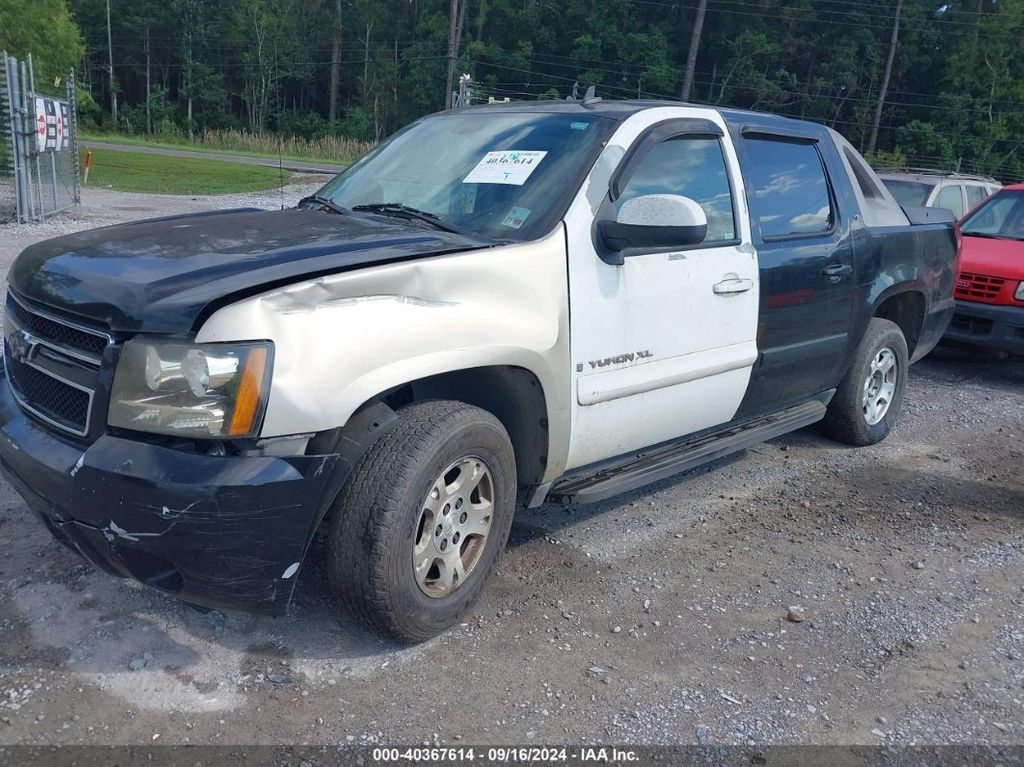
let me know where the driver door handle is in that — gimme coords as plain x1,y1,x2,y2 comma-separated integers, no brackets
713,276,754,295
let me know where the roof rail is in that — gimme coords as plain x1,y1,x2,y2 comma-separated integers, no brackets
874,166,999,183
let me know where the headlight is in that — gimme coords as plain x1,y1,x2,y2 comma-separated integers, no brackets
109,338,273,438
1016,281,1024,302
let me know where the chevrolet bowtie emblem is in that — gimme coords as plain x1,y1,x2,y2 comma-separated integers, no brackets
8,329,41,365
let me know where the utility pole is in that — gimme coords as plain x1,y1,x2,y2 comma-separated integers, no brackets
106,0,117,123
144,26,151,133
680,0,708,101
868,0,903,154
328,0,342,124
444,0,460,109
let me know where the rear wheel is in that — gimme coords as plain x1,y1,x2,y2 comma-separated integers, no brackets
821,318,909,446
327,400,516,642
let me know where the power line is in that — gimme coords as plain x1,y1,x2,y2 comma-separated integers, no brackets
516,49,1024,111
632,0,1023,38
638,0,1008,19
78,54,451,70
471,59,1024,165
477,59,1024,123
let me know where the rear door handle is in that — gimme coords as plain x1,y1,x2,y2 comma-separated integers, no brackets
822,263,853,278
713,277,754,295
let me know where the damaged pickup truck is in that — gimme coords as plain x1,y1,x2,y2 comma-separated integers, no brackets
0,100,957,641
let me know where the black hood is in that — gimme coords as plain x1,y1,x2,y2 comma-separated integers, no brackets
8,207,488,333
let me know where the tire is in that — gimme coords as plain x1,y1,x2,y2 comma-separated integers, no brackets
820,318,909,447
327,399,517,642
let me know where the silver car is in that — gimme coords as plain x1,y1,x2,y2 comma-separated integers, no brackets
878,169,1001,219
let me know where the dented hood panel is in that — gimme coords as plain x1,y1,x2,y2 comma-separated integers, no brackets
8,207,488,333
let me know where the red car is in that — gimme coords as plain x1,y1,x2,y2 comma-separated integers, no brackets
944,183,1024,355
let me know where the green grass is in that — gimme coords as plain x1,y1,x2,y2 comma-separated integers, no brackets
81,146,291,195
80,129,371,166
80,132,316,165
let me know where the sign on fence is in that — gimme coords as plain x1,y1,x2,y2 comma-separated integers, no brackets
1,51,80,224
34,97,71,153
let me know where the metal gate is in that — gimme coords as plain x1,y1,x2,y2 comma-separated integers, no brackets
0,52,17,223
1,52,80,224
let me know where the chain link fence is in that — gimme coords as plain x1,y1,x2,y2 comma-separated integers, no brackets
0,53,17,223
1,51,80,224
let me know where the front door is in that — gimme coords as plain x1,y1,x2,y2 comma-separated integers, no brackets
563,108,760,471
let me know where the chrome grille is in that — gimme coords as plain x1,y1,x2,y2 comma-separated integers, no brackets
5,292,109,364
4,350,92,431
3,292,111,438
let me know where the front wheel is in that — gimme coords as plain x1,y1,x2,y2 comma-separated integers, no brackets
327,400,517,642
821,318,909,446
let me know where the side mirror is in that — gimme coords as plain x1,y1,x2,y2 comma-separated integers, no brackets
598,194,708,256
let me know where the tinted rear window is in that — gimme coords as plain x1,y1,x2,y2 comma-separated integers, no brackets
883,179,934,208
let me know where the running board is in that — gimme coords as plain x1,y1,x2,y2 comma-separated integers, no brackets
548,400,828,505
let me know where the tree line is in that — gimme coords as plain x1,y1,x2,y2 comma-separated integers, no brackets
2,0,1022,180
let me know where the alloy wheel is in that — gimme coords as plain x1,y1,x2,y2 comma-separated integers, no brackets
412,456,495,598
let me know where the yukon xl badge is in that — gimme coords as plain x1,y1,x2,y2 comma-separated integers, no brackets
577,350,653,373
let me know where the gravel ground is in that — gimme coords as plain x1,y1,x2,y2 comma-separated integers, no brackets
0,180,326,267
0,187,1021,748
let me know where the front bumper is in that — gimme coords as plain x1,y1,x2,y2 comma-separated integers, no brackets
0,377,340,616
943,300,1024,355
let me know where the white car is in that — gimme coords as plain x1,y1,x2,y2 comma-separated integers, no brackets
878,170,1001,219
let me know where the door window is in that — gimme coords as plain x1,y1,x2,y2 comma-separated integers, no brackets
934,184,965,217
616,136,737,242
743,138,834,238
965,185,986,209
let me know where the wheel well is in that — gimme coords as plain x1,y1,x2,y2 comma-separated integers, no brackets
383,366,550,487
874,291,925,357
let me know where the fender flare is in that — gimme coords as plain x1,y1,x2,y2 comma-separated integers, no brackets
308,398,400,521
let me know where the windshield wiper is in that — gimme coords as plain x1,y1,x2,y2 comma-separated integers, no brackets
351,203,465,235
298,195,350,216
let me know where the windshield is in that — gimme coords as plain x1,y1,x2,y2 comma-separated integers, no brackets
315,111,617,241
960,190,1024,241
881,179,935,208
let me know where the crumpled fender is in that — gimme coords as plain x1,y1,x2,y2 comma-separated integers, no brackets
196,227,573,481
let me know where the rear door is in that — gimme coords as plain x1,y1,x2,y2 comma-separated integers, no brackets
732,130,856,418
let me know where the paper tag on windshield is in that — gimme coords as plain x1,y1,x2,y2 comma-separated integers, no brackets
463,150,547,186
